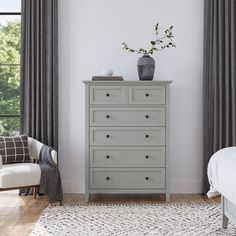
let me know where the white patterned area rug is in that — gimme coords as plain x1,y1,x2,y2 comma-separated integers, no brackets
30,204,236,236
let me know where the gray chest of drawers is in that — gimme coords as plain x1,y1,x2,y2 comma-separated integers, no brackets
83,80,172,201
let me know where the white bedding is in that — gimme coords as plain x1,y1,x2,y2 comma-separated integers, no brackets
207,147,236,205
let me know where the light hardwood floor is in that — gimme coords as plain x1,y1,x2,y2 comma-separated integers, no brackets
0,191,220,236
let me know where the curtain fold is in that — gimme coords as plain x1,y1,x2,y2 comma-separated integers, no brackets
203,0,236,193
20,0,58,150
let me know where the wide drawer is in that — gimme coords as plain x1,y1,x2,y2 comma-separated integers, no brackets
90,147,166,167
90,86,126,104
90,107,165,126
90,127,165,146
90,168,165,189
129,86,165,104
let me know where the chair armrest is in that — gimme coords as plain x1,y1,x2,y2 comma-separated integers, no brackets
28,137,58,165
28,137,43,160
51,150,58,165
0,154,2,169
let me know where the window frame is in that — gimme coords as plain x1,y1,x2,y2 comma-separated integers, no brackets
0,12,21,15
0,9,21,133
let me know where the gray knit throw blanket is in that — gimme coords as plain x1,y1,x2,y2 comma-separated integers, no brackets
39,145,63,203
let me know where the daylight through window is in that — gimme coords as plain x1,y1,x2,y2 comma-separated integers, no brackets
0,0,21,135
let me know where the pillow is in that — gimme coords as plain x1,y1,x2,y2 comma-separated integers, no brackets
0,134,31,164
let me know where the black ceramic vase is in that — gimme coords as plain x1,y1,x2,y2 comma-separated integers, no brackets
137,55,155,80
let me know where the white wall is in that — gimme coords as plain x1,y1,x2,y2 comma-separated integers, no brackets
58,0,204,193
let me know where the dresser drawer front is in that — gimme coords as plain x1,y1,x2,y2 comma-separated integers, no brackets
90,107,165,126
90,147,166,167
90,168,165,189
90,86,126,104
129,86,165,104
90,127,165,146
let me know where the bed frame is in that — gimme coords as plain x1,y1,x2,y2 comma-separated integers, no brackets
222,195,236,228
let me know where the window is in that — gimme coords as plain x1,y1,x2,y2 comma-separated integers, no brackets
0,0,21,135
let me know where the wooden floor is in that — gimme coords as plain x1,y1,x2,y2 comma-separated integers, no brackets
0,191,220,236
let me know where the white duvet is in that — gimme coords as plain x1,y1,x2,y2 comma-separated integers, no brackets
207,147,236,205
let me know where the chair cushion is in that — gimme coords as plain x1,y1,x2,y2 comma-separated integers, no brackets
0,163,40,189
0,134,31,164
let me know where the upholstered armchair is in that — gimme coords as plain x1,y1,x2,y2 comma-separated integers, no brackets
0,137,57,199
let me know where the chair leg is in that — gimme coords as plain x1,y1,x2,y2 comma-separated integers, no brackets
33,187,37,199
59,201,63,206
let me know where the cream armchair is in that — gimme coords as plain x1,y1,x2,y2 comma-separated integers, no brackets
0,137,57,199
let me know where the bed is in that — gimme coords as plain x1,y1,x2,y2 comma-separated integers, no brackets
207,147,236,228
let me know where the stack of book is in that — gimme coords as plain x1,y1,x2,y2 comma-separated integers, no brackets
92,76,124,81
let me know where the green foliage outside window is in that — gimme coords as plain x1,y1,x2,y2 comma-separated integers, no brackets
0,21,21,135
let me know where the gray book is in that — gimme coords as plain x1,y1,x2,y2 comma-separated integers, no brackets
92,76,124,81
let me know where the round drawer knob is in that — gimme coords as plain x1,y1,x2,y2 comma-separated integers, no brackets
145,155,149,159
106,115,110,119
106,177,110,180
106,134,110,138
145,134,149,138
106,93,110,97
106,155,110,159
145,115,149,119
145,93,149,97
145,177,149,180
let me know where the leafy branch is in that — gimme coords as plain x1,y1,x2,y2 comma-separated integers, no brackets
122,23,176,56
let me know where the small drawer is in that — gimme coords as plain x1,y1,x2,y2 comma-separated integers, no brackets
129,86,165,104
90,127,165,146
90,168,166,189
90,147,166,167
90,107,165,126
90,86,126,104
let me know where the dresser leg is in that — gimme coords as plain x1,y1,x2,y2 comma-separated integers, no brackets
222,213,229,229
166,192,170,202
85,193,90,202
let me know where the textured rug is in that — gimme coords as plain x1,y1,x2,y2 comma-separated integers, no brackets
30,204,236,236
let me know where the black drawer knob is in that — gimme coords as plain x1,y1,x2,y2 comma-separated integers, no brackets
106,93,110,97
106,155,110,159
145,93,149,97
106,115,110,119
106,134,110,138
145,177,149,180
145,134,149,138
145,155,149,159
145,115,149,119
106,177,110,180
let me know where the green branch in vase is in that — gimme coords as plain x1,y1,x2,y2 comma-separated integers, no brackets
122,23,176,56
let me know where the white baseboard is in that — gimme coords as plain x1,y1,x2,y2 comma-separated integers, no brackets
62,180,203,194
62,180,84,194
170,180,202,193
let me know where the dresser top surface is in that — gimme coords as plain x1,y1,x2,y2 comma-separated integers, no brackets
83,80,172,85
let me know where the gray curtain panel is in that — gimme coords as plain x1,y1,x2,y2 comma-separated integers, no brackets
203,0,236,193
20,0,58,150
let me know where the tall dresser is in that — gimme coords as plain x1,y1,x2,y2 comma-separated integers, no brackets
83,80,172,201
